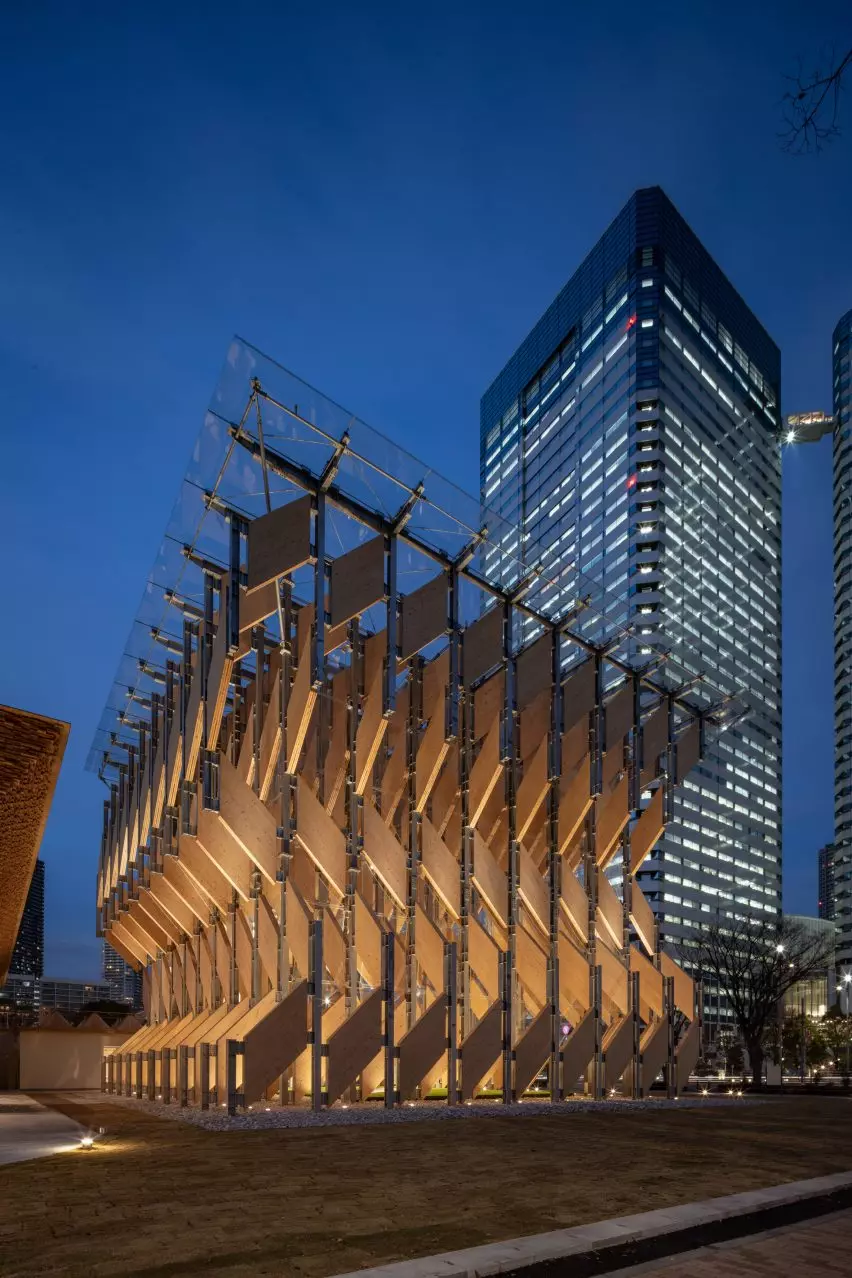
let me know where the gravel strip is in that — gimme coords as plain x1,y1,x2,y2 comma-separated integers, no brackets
84,1092,759,1131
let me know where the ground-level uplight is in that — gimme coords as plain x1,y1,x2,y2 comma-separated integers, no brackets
80,1136,94,1148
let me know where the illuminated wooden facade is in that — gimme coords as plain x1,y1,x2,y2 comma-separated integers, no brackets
95,340,739,1111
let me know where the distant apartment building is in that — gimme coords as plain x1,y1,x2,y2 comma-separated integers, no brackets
103,940,143,1009
9,859,44,977
791,310,852,966
819,842,836,920
39,978,111,1018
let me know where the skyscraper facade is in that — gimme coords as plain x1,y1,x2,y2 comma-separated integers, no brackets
832,309,852,967
10,859,44,977
103,940,143,1009
819,841,837,921
481,188,782,972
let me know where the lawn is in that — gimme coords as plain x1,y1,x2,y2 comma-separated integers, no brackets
1,1095,851,1277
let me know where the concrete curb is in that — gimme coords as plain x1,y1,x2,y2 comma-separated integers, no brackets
332,1171,852,1278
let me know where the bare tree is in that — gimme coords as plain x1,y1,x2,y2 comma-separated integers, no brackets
688,915,831,1087
782,45,852,152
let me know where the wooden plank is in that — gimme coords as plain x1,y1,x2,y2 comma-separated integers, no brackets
558,760,592,855
400,572,448,661
513,1006,551,1095
217,753,278,885
640,1017,668,1092
362,801,407,907
596,775,630,868
285,606,317,769
429,741,459,834
463,607,502,686
195,810,253,901
239,580,279,633
136,891,183,948
176,835,235,912
559,933,591,1014
629,882,656,955
604,682,634,753
247,496,313,592
234,907,253,999
257,670,281,801
560,867,589,944
104,928,142,972
603,1014,634,1090
561,1007,596,1092
472,830,507,928
326,987,383,1103
640,706,668,788
206,607,234,750
353,893,385,988
120,909,160,963
110,918,148,966
562,659,596,732
595,873,624,950
516,926,547,1011
598,939,628,1014
630,786,665,873
517,738,548,842
518,844,549,938
515,633,550,710
460,999,501,1099
355,633,389,795
676,720,700,783
415,709,450,812
630,945,664,1019
676,1018,700,1091
242,979,309,1102
414,905,447,995
329,537,385,628
661,950,694,1015
468,918,499,1002
398,993,447,1099
295,777,347,897
472,670,503,742
162,855,211,924
421,817,460,918
469,719,502,827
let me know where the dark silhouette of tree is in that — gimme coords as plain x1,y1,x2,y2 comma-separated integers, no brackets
782,45,852,152
687,915,830,1087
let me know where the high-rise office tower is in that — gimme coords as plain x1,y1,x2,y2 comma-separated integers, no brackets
10,859,44,977
819,842,837,920
481,188,782,970
831,310,852,965
102,940,143,1009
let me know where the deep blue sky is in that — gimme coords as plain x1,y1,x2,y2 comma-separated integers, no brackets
1,3,849,978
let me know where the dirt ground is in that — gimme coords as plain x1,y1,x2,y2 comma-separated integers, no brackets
1,1096,851,1277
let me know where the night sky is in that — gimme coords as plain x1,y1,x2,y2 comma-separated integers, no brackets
1,3,849,978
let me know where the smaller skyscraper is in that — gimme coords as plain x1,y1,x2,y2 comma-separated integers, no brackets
819,842,837,920
103,940,143,1009
9,859,44,977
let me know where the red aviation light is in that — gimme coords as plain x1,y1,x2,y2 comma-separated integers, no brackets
626,474,637,490
626,314,637,330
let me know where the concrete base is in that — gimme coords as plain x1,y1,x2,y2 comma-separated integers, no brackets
0,1092,87,1167
333,1171,852,1278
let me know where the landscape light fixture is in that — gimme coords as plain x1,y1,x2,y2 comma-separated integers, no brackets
79,1136,94,1149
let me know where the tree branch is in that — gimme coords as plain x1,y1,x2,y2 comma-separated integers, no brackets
781,45,852,153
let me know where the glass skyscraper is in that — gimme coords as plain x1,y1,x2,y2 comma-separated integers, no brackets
832,309,852,967
10,858,44,977
481,189,782,992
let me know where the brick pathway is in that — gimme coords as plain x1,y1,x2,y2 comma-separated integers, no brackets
613,1209,852,1275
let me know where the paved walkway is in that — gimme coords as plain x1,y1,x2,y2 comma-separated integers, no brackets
0,1092,87,1166
607,1209,852,1275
